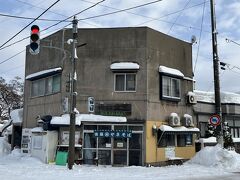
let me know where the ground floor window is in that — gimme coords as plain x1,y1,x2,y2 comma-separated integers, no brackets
83,124,143,166
158,131,193,147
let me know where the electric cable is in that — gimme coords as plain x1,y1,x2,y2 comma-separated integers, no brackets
0,49,25,65
0,13,71,22
0,64,24,74
0,0,162,51
15,0,67,18
0,0,61,49
78,0,163,21
193,0,206,74
167,0,192,34
135,1,209,27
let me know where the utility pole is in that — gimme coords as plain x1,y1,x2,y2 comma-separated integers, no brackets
210,0,224,147
68,16,78,170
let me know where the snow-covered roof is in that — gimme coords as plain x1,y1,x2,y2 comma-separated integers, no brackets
194,90,240,104
159,66,184,77
25,67,62,80
159,125,199,132
110,62,140,70
51,114,81,126
198,137,217,143
51,114,127,126
10,109,23,125
31,127,44,133
233,138,240,143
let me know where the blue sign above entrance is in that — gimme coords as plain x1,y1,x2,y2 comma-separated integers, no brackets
94,130,132,138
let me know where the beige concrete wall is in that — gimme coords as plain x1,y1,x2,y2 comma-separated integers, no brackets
145,120,197,164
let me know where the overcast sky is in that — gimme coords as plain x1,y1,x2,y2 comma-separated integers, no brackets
0,0,239,93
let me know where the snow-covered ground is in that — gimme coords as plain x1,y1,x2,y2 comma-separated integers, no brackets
1,137,240,180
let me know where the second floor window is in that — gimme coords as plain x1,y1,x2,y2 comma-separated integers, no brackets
31,74,61,97
115,73,136,92
161,76,180,100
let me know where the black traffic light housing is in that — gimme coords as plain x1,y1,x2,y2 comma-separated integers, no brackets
29,25,40,55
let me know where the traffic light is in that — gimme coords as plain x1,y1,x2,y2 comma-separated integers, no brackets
88,97,95,113
29,25,40,55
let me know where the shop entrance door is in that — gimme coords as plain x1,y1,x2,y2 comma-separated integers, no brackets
113,137,127,166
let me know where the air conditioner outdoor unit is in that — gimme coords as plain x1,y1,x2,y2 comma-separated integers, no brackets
187,92,197,104
183,114,194,127
169,113,181,127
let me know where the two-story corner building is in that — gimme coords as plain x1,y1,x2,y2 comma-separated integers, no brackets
23,27,198,166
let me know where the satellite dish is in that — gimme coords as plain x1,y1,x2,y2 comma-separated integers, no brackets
191,35,197,44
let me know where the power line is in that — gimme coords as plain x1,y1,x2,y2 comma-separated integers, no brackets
0,13,71,22
78,0,163,21
193,0,206,74
0,0,61,49
167,0,192,34
0,49,25,65
0,64,24,74
135,1,209,27
225,38,240,47
81,0,208,32
40,0,106,34
15,0,67,18
0,0,161,51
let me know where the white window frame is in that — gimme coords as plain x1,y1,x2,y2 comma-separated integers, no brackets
161,75,181,100
114,73,136,92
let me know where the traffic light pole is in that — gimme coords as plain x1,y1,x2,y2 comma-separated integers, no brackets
210,0,224,147
68,16,78,170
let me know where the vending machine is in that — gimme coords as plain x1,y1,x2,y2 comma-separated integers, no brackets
21,128,32,154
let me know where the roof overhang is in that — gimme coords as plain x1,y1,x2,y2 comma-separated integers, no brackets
159,125,200,134
50,114,127,126
159,65,184,78
110,62,140,72
25,67,62,81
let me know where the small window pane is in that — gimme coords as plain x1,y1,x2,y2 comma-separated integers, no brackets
115,74,125,91
98,137,111,148
38,79,45,96
32,81,38,97
162,76,171,97
84,133,97,148
126,74,136,91
46,77,53,94
167,134,175,146
52,75,60,93
177,134,186,147
186,134,192,145
172,78,180,98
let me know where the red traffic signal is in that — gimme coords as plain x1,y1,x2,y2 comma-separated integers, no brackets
29,25,40,55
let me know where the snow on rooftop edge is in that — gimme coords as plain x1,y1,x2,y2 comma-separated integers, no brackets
194,90,240,104
25,67,62,80
159,125,199,132
110,62,139,70
51,114,127,125
159,66,184,77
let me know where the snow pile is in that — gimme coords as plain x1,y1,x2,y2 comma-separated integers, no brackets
0,137,11,157
10,108,23,125
188,145,240,169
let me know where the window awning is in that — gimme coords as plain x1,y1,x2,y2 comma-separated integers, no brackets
159,125,200,134
110,62,140,71
25,67,62,81
159,66,184,78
